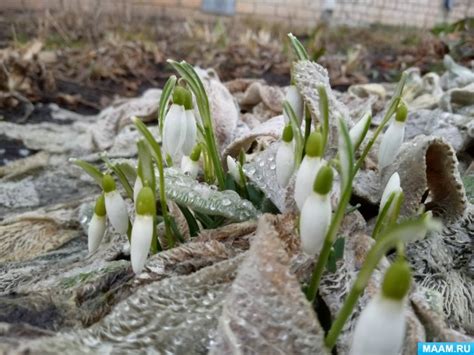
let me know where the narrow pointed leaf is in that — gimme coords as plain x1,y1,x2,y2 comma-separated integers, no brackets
70,159,103,185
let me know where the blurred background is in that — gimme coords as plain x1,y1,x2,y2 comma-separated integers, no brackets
0,0,472,125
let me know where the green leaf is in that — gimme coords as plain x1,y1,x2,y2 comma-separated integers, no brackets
158,75,177,136
160,168,259,222
317,85,329,152
70,159,103,185
288,33,309,60
100,155,134,199
177,204,200,237
337,117,354,189
137,139,156,192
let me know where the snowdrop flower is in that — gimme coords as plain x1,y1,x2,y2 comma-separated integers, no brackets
102,174,129,235
299,165,333,256
181,145,201,179
227,155,243,185
133,175,143,203
276,125,295,188
349,111,371,150
378,101,408,170
131,186,156,274
163,86,193,163
380,172,402,212
284,85,304,124
88,194,107,253
350,259,411,355
294,131,324,210
182,106,197,156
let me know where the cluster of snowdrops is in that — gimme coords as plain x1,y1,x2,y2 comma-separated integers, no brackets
73,34,441,354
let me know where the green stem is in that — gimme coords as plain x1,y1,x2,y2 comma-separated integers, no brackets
156,147,175,248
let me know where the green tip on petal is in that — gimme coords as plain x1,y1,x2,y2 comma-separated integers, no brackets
382,259,412,300
136,186,156,216
305,131,323,158
190,145,202,162
172,86,193,110
313,165,333,195
282,125,294,142
395,100,408,123
94,194,106,217
102,174,116,193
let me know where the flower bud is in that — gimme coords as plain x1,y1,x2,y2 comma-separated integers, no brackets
133,175,143,203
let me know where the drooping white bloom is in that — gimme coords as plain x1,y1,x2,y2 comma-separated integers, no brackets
294,156,322,210
378,120,405,170
182,109,197,156
130,186,156,274
294,131,324,210
88,194,107,253
378,102,408,171
349,111,371,150
276,141,295,188
163,104,187,163
350,259,411,355
349,295,406,355
131,214,154,274
133,176,143,203
102,174,129,235
284,85,304,123
380,172,402,211
181,155,199,179
276,125,295,188
227,155,242,184
88,214,106,253
104,191,129,234
300,192,331,256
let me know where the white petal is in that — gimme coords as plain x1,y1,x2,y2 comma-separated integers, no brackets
276,141,295,188
285,85,304,124
130,215,154,274
182,110,197,155
133,176,143,203
181,155,199,179
349,112,371,148
299,193,331,256
380,172,401,211
163,104,186,163
294,156,322,210
104,191,129,234
88,214,106,253
378,121,405,170
227,156,241,184
350,295,406,355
